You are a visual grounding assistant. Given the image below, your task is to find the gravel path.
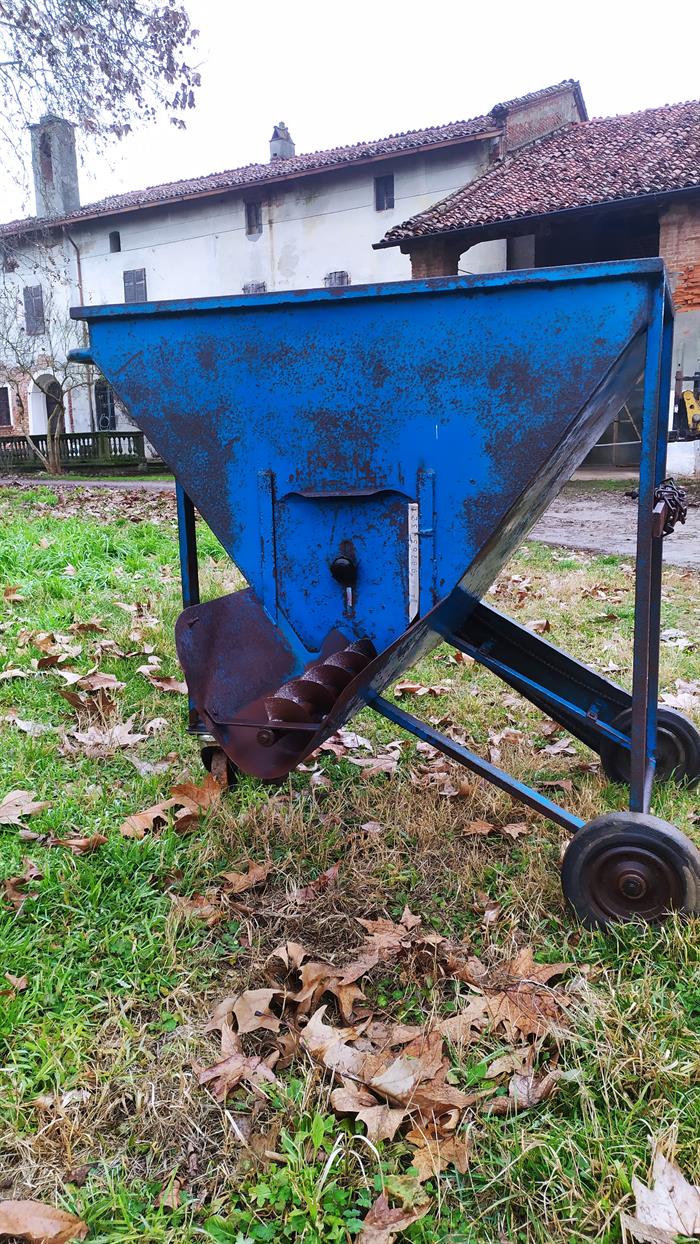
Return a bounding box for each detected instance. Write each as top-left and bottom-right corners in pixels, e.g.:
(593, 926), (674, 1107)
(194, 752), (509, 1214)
(531, 489), (700, 569)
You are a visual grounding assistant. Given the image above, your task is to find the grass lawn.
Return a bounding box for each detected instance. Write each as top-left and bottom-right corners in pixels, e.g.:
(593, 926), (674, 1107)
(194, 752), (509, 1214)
(0, 484), (699, 1243)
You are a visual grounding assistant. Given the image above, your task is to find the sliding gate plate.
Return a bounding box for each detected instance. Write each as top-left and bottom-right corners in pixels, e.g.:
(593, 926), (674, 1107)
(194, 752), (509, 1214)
(274, 488), (419, 653)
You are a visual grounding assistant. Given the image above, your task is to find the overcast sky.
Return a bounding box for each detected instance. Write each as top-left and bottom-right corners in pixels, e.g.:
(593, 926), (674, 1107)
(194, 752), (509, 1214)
(1, 0), (697, 221)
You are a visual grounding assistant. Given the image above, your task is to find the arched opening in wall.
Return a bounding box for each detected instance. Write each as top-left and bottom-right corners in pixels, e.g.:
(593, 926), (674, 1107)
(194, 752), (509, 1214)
(29, 374), (62, 436)
(94, 379), (116, 430)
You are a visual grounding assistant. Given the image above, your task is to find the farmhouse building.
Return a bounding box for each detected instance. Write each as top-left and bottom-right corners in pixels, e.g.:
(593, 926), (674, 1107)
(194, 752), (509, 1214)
(0, 82), (585, 441)
(378, 98), (700, 474)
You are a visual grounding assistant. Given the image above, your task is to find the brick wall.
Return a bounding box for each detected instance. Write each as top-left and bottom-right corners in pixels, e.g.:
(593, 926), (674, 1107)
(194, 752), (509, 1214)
(659, 197), (700, 311)
(408, 238), (463, 278)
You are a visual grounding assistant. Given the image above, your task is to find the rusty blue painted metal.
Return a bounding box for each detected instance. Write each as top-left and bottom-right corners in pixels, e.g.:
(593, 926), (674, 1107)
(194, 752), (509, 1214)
(69, 260), (685, 832)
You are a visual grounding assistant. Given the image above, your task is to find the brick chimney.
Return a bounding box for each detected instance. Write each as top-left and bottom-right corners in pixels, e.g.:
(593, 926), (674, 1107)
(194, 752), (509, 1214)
(270, 122), (295, 161)
(28, 114), (80, 217)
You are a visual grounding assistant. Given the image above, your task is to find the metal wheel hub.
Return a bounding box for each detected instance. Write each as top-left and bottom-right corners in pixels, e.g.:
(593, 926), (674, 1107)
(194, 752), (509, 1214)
(585, 843), (683, 919)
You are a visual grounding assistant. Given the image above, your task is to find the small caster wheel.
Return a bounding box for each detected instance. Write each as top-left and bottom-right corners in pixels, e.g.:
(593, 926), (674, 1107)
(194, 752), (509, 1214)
(600, 707), (700, 788)
(201, 745), (239, 789)
(561, 811), (700, 929)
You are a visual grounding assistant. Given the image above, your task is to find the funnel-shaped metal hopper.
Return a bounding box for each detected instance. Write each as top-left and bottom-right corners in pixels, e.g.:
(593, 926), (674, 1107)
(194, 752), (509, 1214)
(71, 260), (673, 781)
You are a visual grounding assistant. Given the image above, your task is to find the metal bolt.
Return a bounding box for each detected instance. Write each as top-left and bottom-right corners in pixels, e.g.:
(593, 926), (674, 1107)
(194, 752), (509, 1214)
(620, 873), (647, 899)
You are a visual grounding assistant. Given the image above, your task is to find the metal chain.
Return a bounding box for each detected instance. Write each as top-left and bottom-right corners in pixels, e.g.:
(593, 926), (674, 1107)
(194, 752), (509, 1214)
(653, 478), (688, 536)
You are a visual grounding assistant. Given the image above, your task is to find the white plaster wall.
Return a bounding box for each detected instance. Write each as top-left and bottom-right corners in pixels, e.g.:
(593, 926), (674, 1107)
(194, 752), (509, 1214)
(72, 142), (496, 303)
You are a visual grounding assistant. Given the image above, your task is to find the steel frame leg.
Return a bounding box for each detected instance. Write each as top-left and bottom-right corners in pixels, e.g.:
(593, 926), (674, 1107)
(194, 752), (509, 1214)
(175, 482), (204, 734)
(629, 311), (673, 812)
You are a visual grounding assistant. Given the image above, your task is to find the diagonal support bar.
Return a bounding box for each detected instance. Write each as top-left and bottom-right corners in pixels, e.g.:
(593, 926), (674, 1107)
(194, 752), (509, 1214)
(442, 601), (632, 755)
(370, 693), (585, 834)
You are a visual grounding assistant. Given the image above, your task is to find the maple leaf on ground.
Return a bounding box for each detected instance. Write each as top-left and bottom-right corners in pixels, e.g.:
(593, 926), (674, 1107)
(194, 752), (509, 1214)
(65, 714), (146, 756)
(120, 798), (183, 839)
(487, 1067), (572, 1114)
(169, 893), (223, 926)
(3, 711), (54, 737)
(0, 790), (50, 825)
(171, 772), (225, 812)
(206, 990), (282, 1037)
(140, 669), (187, 694)
(357, 1192), (430, 1244)
(3, 859), (42, 913)
(76, 671), (125, 693)
(300, 1006), (367, 1078)
(19, 832), (107, 855)
(0, 1200), (87, 1242)
(500, 821), (531, 840)
(198, 1045), (277, 1102)
(220, 860), (272, 894)
(4, 972), (28, 992)
(331, 1078), (406, 1142)
(621, 1148), (700, 1243)
(404, 1123), (471, 1182)
(290, 861), (341, 903)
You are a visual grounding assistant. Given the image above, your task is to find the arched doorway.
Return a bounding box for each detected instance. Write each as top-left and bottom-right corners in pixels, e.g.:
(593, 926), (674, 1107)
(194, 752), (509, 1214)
(29, 374), (62, 436)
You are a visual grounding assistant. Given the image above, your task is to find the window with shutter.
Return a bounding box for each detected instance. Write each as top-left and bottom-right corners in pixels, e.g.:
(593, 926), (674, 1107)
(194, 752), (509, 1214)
(23, 285), (45, 335)
(0, 388), (11, 427)
(245, 202), (263, 237)
(374, 174), (395, 211)
(123, 268), (147, 303)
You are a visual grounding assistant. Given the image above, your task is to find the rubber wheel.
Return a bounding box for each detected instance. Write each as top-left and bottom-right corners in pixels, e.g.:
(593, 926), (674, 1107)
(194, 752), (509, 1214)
(561, 811), (700, 929)
(600, 707), (700, 788)
(200, 745), (239, 789)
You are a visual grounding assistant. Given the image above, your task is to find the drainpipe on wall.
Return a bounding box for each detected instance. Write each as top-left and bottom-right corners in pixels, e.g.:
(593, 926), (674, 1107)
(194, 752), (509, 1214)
(64, 228), (94, 431)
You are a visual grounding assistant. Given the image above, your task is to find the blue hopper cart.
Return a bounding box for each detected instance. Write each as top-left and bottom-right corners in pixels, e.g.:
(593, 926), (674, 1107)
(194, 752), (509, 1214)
(70, 259), (700, 928)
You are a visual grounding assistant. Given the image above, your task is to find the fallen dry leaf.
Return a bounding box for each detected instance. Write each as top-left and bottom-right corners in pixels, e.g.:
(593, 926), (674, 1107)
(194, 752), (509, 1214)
(330, 1078), (406, 1142)
(0, 790), (50, 825)
(170, 893), (223, 926)
(19, 833), (107, 855)
(357, 1192), (430, 1244)
(220, 860), (272, 894)
(620, 1149), (700, 1242)
(76, 672), (125, 693)
(171, 772), (225, 811)
(462, 819), (495, 837)
(487, 1067), (570, 1114)
(207, 989), (282, 1037)
(140, 669), (187, 694)
(3, 859), (43, 912)
(394, 680), (451, 698)
(65, 715), (146, 756)
(4, 971), (28, 992)
(3, 585), (25, 602)
(120, 798), (182, 839)
(405, 1123), (470, 1182)
(291, 861), (340, 903)
(198, 1043), (277, 1102)
(0, 667), (30, 681)
(2, 712), (54, 736)
(0, 1199), (87, 1242)
(499, 821), (530, 840)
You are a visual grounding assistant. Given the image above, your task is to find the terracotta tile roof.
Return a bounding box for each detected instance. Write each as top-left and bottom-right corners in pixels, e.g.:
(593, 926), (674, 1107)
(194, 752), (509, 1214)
(380, 99), (700, 244)
(0, 111), (502, 239)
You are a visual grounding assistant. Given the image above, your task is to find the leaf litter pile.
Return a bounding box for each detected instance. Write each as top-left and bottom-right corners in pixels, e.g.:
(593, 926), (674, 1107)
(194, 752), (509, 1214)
(1, 485), (700, 1241)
